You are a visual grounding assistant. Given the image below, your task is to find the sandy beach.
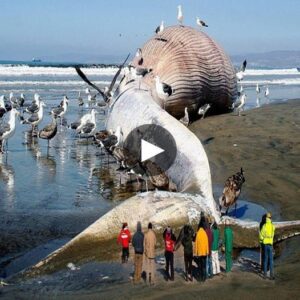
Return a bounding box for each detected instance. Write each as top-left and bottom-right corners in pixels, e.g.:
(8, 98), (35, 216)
(1, 99), (299, 299)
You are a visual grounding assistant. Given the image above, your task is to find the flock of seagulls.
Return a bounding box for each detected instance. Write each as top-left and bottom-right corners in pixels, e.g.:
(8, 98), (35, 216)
(154, 4), (208, 35)
(234, 59), (271, 114)
(0, 87), (108, 154)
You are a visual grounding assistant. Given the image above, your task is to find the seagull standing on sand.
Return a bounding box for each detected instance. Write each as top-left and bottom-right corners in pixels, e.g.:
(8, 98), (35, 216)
(235, 94), (246, 116)
(180, 107), (189, 126)
(196, 17), (208, 29)
(0, 108), (20, 153)
(177, 5), (183, 25)
(256, 83), (261, 94)
(236, 60), (247, 81)
(155, 21), (165, 34)
(198, 103), (211, 119)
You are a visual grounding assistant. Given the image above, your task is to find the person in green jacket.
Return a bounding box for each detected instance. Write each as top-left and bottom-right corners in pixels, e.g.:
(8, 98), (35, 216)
(211, 221), (220, 275)
(224, 219), (233, 272)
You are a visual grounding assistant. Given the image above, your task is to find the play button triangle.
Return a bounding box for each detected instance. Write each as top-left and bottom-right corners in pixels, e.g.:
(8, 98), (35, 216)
(141, 139), (165, 162)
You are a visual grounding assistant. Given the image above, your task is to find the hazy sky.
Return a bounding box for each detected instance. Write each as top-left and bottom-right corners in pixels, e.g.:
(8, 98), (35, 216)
(1, 0), (299, 61)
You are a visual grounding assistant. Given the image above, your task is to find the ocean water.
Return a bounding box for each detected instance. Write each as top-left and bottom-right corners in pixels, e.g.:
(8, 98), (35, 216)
(0, 62), (299, 277)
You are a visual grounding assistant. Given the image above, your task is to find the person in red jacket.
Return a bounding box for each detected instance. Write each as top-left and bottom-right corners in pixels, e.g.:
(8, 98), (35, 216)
(117, 223), (131, 263)
(163, 226), (177, 281)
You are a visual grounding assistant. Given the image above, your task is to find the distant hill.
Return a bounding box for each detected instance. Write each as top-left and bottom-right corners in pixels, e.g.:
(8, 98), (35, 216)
(231, 50), (300, 68)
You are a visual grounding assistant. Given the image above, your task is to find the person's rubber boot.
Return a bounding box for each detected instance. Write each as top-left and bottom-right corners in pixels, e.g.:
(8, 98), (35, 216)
(121, 256), (125, 264)
(149, 273), (152, 285)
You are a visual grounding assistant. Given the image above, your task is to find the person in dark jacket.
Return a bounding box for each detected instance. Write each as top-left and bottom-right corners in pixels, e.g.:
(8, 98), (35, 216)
(132, 221), (144, 284)
(175, 224), (195, 281)
(163, 226), (177, 281)
(204, 217), (213, 279)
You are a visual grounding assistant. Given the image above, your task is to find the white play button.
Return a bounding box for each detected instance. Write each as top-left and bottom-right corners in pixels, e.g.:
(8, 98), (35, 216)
(141, 139), (165, 162)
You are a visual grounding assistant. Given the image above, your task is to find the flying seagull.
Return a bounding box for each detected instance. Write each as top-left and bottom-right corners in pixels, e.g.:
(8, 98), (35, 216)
(75, 53), (130, 103)
(236, 59), (247, 81)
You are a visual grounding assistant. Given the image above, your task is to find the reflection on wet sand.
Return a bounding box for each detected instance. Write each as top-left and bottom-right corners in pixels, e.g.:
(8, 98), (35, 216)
(0, 157), (15, 210)
(23, 131), (56, 179)
(91, 163), (155, 201)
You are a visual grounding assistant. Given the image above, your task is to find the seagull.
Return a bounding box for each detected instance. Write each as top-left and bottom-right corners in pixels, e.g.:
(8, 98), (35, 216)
(196, 17), (208, 28)
(73, 109), (96, 132)
(155, 76), (174, 103)
(78, 91), (84, 107)
(177, 5), (183, 25)
(9, 92), (18, 108)
(256, 83), (261, 94)
(234, 94), (246, 116)
(0, 108), (20, 153)
(25, 93), (41, 114)
(198, 103), (211, 119)
(39, 114), (58, 152)
(179, 107), (189, 126)
(155, 21), (165, 34)
(219, 168), (245, 216)
(21, 101), (46, 134)
(0, 96), (7, 118)
(135, 48), (143, 65)
(85, 88), (96, 106)
(265, 86), (270, 97)
(76, 109), (97, 137)
(238, 85), (244, 96)
(51, 96), (68, 124)
(236, 60), (247, 81)
(17, 93), (25, 107)
(95, 126), (122, 151)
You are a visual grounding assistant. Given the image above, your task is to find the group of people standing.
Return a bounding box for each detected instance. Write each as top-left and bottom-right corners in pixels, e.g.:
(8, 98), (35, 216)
(116, 212), (276, 285)
(117, 214), (234, 285)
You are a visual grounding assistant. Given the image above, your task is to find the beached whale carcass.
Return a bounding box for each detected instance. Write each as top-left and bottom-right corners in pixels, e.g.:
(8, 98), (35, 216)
(129, 25), (238, 119)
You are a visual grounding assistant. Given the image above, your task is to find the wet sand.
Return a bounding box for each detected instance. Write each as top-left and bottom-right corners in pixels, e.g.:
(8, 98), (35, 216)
(1, 100), (300, 299)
